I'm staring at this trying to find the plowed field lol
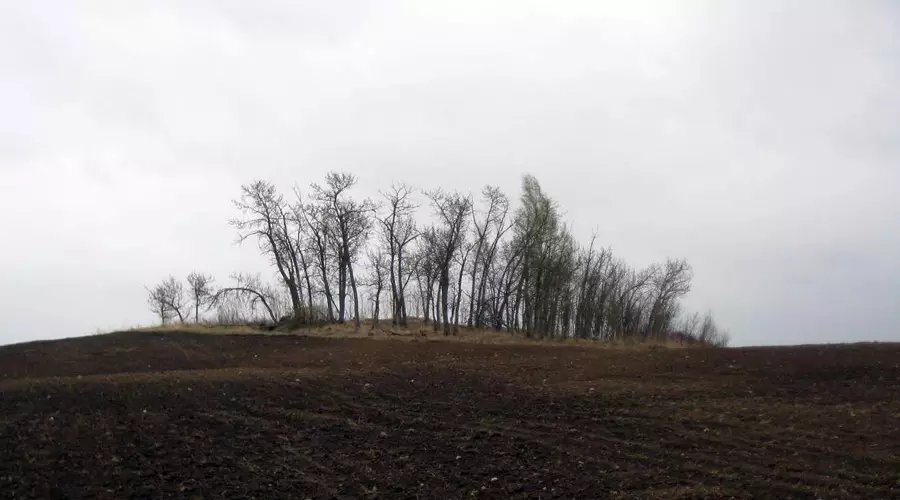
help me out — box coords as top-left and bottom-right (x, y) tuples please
(1, 331), (898, 499)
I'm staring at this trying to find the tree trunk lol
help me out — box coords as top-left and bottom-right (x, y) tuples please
(372, 272), (383, 330)
(287, 283), (302, 320)
(304, 272), (314, 322)
(440, 267), (451, 336)
(338, 257), (347, 322)
(388, 250), (398, 325)
(476, 232), (504, 328)
(348, 261), (361, 329)
(432, 280), (441, 332)
(265, 231), (300, 315)
(372, 296), (380, 329)
(421, 274), (432, 324)
(397, 250), (408, 326)
(468, 244), (483, 327)
(316, 245), (335, 322)
(454, 247), (472, 334)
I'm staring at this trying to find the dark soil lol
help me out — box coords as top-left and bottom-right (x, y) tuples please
(1, 332), (899, 499)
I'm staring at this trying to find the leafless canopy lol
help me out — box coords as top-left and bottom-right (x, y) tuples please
(210, 273), (284, 324)
(145, 276), (187, 325)
(186, 272), (215, 323)
(148, 173), (728, 346)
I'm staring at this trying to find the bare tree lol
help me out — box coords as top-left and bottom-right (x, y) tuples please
(365, 250), (388, 330)
(572, 236), (612, 339)
(468, 186), (512, 328)
(645, 258), (693, 340)
(694, 310), (730, 347)
(213, 172), (729, 342)
(425, 189), (472, 335)
(146, 283), (172, 325)
(210, 273), (280, 324)
(287, 198), (317, 319)
(310, 172), (374, 328)
(186, 272), (215, 323)
(230, 181), (307, 319)
(452, 238), (474, 333)
(298, 201), (337, 321)
(508, 175), (575, 337)
(412, 234), (440, 326)
(146, 276), (187, 324)
(212, 289), (251, 324)
(378, 183), (419, 327)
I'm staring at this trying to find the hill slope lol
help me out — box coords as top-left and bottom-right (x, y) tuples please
(1, 331), (899, 499)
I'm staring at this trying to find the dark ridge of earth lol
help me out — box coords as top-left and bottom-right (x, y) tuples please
(1, 331), (899, 499)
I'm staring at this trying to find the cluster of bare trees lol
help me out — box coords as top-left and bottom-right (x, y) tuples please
(229, 173), (375, 326)
(146, 172), (729, 346)
(146, 272), (215, 325)
(146, 271), (293, 326)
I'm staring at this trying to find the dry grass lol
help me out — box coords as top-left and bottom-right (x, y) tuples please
(136, 318), (694, 349)
(132, 323), (263, 335)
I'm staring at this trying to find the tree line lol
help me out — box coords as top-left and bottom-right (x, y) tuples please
(147, 173), (729, 346)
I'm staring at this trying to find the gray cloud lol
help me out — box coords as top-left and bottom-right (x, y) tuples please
(2, 0), (898, 345)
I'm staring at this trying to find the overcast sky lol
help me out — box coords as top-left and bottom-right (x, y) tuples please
(1, 1), (898, 346)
